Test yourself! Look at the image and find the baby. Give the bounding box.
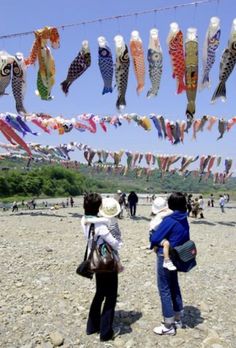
[149,197,176,271]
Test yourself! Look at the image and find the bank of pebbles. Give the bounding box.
[1,200,235,347]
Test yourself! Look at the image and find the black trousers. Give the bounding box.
[86,272,118,340]
[130,204,136,216]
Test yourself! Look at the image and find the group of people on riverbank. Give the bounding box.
[113,190,230,222]
[8,196,76,213]
[12,199,36,212]
[186,192,230,218]
[115,190,139,218]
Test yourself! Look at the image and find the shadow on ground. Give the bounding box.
[114,310,142,334]
[68,212,83,218]
[129,216,150,222]
[216,221,236,226]
[183,305,204,328]
[10,211,65,218]
[190,220,216,226]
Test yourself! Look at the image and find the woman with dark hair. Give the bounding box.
[81,193,121,342]
[150,192,190,336]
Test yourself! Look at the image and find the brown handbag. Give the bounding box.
[89,228,118,273]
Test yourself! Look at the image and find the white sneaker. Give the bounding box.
[153,323,176,336]
[175,320,183,329]
[163,260,177,271]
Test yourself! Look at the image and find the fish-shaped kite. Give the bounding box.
[61,41,91,95]
[185,28,198,119]
[12,53,27,114]
[150,114,163,138]
[167,22,186,94]
[24,27,60,100]
[16,115,38,135]
[217,118,228,140]
[130,30,145,95]
[0,51,14,96]
[147,28,163,98]
[211,19,236,103]
[200,17,221,89]
[98,36,113,95]
[35,46,55,100]
[0,119,32,157]
[5,113,26,136]
[24,26,60,66]
[114,35,130,110]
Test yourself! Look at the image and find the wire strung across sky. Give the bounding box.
[0,0,219,40]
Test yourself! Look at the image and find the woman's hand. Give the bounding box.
[153,246,158,253]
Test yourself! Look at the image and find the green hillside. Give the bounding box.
[0,158,235,200]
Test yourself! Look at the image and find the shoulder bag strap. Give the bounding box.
[83,223,95,261]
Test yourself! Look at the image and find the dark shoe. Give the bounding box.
[86,329,99,335]
[100,328,120,341]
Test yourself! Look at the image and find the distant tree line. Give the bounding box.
[0,160,235,198]
[0,166,103,198]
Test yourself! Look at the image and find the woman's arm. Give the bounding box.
[98,224,122,251]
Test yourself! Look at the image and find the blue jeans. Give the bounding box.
[157,255,183,321]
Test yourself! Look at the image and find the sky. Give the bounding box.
[0,0,236,174]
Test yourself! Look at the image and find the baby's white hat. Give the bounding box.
[152,197,168,215]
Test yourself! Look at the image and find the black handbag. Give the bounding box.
[76,224,94,279]
[76,259,93,279]
[171,240,197,273]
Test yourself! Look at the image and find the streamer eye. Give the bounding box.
[174,37,178,43]
[100,48,109,57]
[152,52,160,61]
[230,41,236,51]
[2,63,11,76]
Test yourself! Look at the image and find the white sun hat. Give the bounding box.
[99,197,121,218]
[152,197,168,215]
[117,189,122,194]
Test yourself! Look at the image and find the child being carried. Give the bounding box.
[149,197,176,271]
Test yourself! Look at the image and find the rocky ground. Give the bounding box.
[0,198,236,348]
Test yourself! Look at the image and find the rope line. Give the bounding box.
[0,0,218,40]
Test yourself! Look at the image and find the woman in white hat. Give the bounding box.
[81,193,122,342]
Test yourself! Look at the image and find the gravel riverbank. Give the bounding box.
[1,199,236,347]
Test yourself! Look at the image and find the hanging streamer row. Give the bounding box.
[1,13,236,118]
[0,141,233,180]
[0,112,235,147]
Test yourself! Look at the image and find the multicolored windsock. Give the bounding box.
[61,41,91,95]
[114,35,130,110]
[147,28,163,98]
[167,22,186,94]
[211,19,236,103]
[0,51,14,96]
[200,17,221,89]
[130,30,145,95]
[185,28,198,120]
[98,36,113,95]
[24,26,60,100]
